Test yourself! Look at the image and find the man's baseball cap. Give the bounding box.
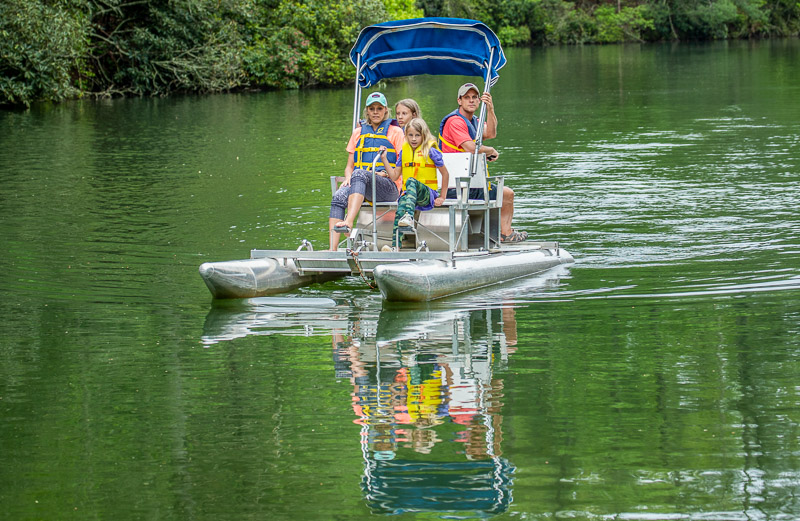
[457,83,480,97]
[365,92,388,107]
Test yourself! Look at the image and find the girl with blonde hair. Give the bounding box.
[378,117,450,250]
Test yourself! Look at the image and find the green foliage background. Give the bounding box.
[1,0,798,105]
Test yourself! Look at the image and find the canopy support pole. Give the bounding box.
[352,55,362,130]
[471,48,496,251]
[470,48,494,177]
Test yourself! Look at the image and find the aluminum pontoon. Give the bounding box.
[199,18,574,302]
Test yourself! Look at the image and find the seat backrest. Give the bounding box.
[439,153,488,189]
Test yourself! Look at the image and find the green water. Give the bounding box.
[2,39,799,520]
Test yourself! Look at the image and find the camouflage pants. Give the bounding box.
[392,178,431,247]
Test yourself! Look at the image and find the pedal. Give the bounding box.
[398,225,416,234]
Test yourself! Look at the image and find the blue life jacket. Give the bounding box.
[354,119,397,172]
[438,109,478,151]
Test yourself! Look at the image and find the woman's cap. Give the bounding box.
[365,92,387,107]
[457,83,480,97]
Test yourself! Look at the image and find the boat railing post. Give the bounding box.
[457,177,470,206]
[493,175,505,248]
[371,155,380,250]
[457,176,470,252]
[448,205,456,253]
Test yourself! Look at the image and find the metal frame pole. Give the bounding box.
[372,159,378,249]
[470,48,496,250]
[352,55,362,130]
[354,55,381,249]
[472,48,495,169]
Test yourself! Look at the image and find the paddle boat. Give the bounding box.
[199,17,574,302]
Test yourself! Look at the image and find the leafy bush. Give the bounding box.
[680,0,740,38]
[540,0,596,43]
[89,0,249,96]
[2,0,798,105]
[595,5,655,42]
[498,25,533,45]
[384,0,424,19]
[0,0,87,106]
[766,0,800,35]
[729,0,770,37]
[647,0,741,39]
[416,0,492,19]
[242,27,309,89]
[247,0,387,88]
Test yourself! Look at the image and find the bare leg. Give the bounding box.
[502,307,518,348]
[342,192,365,228]
[500,186,514,236]
[328,193,366,250]
[329,217,342,250]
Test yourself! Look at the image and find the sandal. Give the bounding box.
[333,222,351,233]
[501,229,528,243]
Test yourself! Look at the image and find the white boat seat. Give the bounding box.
[439,152,488,189]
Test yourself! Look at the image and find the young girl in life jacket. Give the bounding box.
[378,118,450,251]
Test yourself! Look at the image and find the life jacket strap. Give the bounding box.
[438,133,465,152]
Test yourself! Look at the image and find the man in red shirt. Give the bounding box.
[439,83,527,243]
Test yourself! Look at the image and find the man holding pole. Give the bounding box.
[439,83,527,243]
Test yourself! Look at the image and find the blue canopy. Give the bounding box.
[350,18,506,88]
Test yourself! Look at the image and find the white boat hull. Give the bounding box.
[374,247,574,301]
[198,257,342,299]
[199,245,573,301]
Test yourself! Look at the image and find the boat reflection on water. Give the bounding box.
[335,305,517,516]
[200,296,349,345]
[199,269,571,516]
